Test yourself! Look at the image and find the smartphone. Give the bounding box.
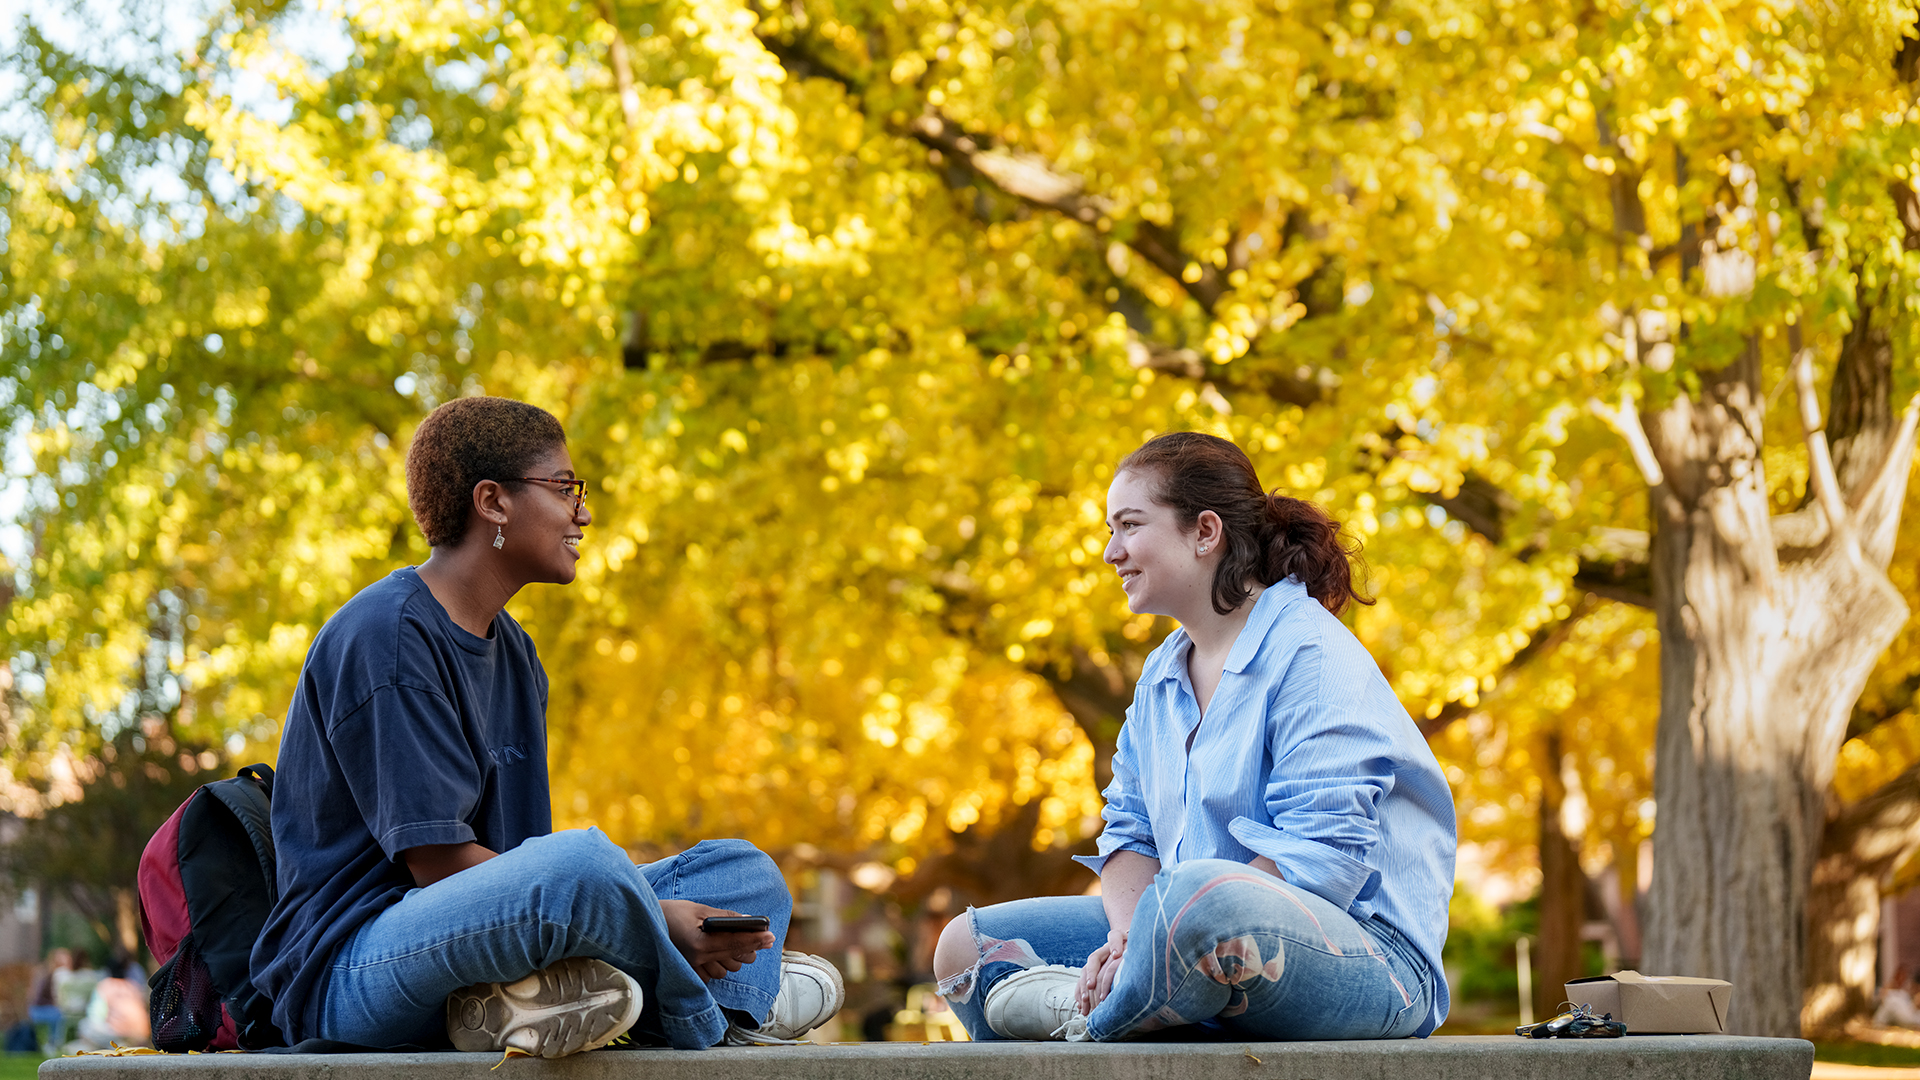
[701,915,771,934]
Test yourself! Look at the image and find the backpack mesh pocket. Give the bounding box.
[150,933,223,1053]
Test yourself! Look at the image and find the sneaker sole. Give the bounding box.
[447,957,642,1057]
[983,964,1082,1041]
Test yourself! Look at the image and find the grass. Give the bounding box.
[0,1054,47,1080]
[1441,1001,1920,1065]
[1812,1041,1920,1067]
[1434,1001,1523,1036]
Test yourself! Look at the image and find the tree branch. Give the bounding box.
[1825,760,1920,870]
[1427,473,1519,546]
[900,108,1254,315]
[762,37,1254,312]
[596,1,643,135]
[1821,287,1920,567]
[1849,391,1920,568]
[1573,529,1654,608]
[749,29,1332,405]
[596,0,646,205]
[1589,391,1666,489]
[752,23,1656,606]
[758,32,1238,308]
[900,115,1246,315]
[1828,289,1897,496]
[904,115,1104,225]
[1783,172,1826,257]
[1862,395,1920,513]
[1418,593,1598,738]
[1848,670,1920,741]
[1890,182,1920,252]
[1792,328,1852,537]
[1356,431,1652,606]
[1035,646,1140,791]
[1122,337,1325,409]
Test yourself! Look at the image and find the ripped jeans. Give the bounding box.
[938,859,1433,1041]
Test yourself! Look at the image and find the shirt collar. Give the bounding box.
[1145,576,1311,682]
[1223,577,1308,674]
[1147,629,1192,684]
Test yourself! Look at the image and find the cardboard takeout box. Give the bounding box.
[1563,970,1733,1034]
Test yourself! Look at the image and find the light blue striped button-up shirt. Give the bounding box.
[1073,577,1457,1035]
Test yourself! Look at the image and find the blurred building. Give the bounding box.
[0,813,45,1030]
[0,814,43,966]
[1883,887,1920,986]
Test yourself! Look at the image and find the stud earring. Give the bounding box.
[493,524,505,550]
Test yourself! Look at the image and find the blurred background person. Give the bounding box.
[23,948,73,1051]
[1873,965,1920,1029]
[73,972,151,1051]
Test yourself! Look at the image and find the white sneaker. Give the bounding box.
[982,964,1084,1040]
[722,951,845,1044]
[447,957,642,1057]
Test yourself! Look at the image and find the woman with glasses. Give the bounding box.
[933,431,1455,1043]
[251,397,841,1056]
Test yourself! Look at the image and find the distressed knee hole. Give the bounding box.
[934,909,1054,1006]
[933,909,984,1002]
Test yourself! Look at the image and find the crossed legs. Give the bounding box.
[318,829,790,1049]
[935,861,1432,1041]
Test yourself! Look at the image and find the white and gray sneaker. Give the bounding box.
[722,951,846,1044]
[982,964,1084,1040]
[447,957,643,1057]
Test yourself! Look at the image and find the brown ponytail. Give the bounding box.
[1117,432,1371,616]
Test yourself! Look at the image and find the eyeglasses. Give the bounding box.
[506,476,589,513]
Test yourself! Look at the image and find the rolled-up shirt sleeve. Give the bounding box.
[1073,714,1159,876]
[1229,687,1396,916]
[330,684,484,859]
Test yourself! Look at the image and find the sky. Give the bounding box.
[0,0,354,571]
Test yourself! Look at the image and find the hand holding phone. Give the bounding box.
[701,914,771,934]
[663,901,774,981]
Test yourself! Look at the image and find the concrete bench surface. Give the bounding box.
[39,1035,1814,1080]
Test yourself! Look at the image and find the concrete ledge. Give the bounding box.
[39,1035,1813,1080]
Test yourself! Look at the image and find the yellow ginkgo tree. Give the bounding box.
[6,0,1920,1035]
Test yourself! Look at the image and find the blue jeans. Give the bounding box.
[317,829,791,1049]
[939,860,1433,1041]
[28,1005,65,1051]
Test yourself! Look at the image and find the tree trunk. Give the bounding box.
[898,796,1095,909]
[1538,731,1591,1019]
[1040,646,1145,792]
[1640,341,1915,1037]
[114,886,142,957]
[1803,764,1920,1036]
[1609,837,1644,969]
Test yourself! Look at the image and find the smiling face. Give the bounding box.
[1104,468,1212,619]
[500,444,591,585]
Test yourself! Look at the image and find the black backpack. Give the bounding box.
[136,763,283,1051]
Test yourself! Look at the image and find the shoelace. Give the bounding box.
[720,956,838,1046]
[720,1023,805,1046]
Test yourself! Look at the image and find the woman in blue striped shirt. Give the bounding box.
[933,432,1457,1041]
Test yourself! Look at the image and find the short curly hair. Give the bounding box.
[405,397,568,547]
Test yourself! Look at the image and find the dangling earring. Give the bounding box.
[493,524,506,550]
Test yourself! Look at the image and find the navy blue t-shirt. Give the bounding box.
[251,567,553,1042]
